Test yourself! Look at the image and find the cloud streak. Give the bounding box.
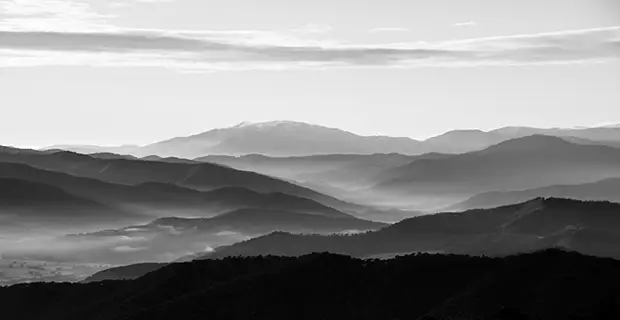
[0,0,111,31]
[1,26,619,71]
[454,21,478,27]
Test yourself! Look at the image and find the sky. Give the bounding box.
[1,0,619,147]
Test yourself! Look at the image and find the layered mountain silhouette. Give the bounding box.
[82,263,164,282]
[492,125,620,142]
[2,250,620,320]
[137,121,426,158]
[198,198,620,260]
[45,121,620,158]
[452,178,620,211]
[0,146,368,215]
[8,121,620,291]
[0,161,356,220]
[68,204,385,264]
[196,153,420,191]
[0,178,139,226]
[82,207,385,245]
[372,135,620,208]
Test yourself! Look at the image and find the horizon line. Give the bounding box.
[5,120,619,150]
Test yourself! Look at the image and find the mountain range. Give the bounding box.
[0,178,140,227]
[0,145,392,267]
[67,207,385,264]
[0,147,366,214]
[194,135,620,211]
[6,121,620,286]
[199,198,620,260]
[369,135,620,209]
[451,177,620,211]
[45,120,620,158]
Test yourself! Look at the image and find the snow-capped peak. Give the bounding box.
[231,120,314,129]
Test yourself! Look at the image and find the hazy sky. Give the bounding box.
[1,0,620,147]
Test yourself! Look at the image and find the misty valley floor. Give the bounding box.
[0,259,110,286]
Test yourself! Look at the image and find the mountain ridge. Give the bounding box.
[43,121,620,158]
[197,198,620,260]
[371,135,620,209]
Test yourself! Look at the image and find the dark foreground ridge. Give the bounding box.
[2,249,620,320]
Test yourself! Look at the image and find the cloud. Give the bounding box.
[0,26,619,70]
[156,224,184,235]
[454,21,477,27]
[0,0,111,31]
[113,245,147,253]
[370,27,410,33]
[215,231,240,236]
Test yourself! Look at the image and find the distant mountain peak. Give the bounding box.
[231,120,320,129]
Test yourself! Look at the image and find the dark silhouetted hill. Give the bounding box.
[83,263,165,282]
[1,250,620,319]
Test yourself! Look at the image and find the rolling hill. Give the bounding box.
[0,146,364,215]
[1,250,619,319]
[196,153,419,191]
[89,207,385,239]
[82,263,165,282]
[67,205,386,265]
[0,161,369,220]
[372,135,620,208]
[200,198,620,260]
[0,178,139,225]
[451,178,620,211]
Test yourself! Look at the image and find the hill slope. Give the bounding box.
[452,178,620,211]
[1,250,619,320]
[82,263,165,282]
[0,178,139,225]
[202,198,620,260]
[0,147,361,214]
[0,161,363,219]
[135,120,425,157]
[372,135,620,208]
[70,207,386,264]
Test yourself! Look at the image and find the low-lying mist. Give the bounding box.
[0,220,252,284]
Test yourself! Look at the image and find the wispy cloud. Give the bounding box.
[454,21,478,27]
[1,26,619,71]
[0,0,111,31]
[369,27,409,33]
